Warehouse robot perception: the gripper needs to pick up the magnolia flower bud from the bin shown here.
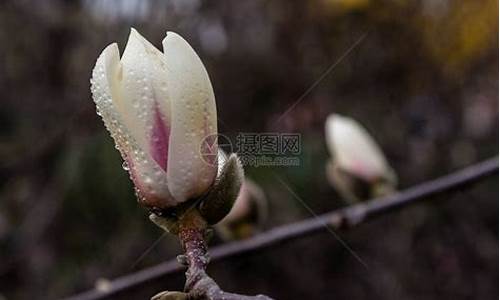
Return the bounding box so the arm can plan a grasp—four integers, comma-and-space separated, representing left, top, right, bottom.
91, 28, 217, 209
216, 179, 268, 240
325, 114, 397, 202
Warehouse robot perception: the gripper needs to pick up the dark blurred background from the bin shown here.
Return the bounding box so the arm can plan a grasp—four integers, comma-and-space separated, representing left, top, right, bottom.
0, 0, 498, 299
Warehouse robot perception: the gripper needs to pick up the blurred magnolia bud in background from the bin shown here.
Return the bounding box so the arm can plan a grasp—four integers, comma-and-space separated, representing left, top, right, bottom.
325, 113, 397, 202
215, 178, 268, 241
91, 28, 218, 209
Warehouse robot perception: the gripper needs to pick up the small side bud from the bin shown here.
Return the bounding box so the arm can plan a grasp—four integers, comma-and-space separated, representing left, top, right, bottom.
216, 179, 268, 240
199, 152, 244, 225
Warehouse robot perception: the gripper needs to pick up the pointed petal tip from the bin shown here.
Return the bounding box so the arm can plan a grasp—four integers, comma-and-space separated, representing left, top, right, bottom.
125, 27, 153, 51
129, 27, 140, 38
162, 31, 192, 52
164, 31, 182, 40
126, 28, 142, 46
101, 43, 120, 59
92, 42, 121, 87
165, 30, 178, 36
104, 42, 119, 51
124, 27, 163, 59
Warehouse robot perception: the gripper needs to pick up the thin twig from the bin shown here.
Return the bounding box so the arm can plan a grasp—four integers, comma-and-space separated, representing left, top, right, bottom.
156, 209, 273, 300
61, 157, 498, 300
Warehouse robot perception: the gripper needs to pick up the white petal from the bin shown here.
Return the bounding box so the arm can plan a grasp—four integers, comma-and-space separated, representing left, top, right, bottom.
325, 114, 391, 182
162, 31, 218, 202
119, 28, 171, 167
91, 42, 175, 208
90, 43, 130, 160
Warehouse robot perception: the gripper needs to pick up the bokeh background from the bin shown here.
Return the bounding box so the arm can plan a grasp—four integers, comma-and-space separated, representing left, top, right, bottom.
0, 0, 498, 299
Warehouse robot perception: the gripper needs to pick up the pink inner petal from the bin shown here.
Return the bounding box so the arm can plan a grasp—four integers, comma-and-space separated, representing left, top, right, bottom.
150, 104, 170, 171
